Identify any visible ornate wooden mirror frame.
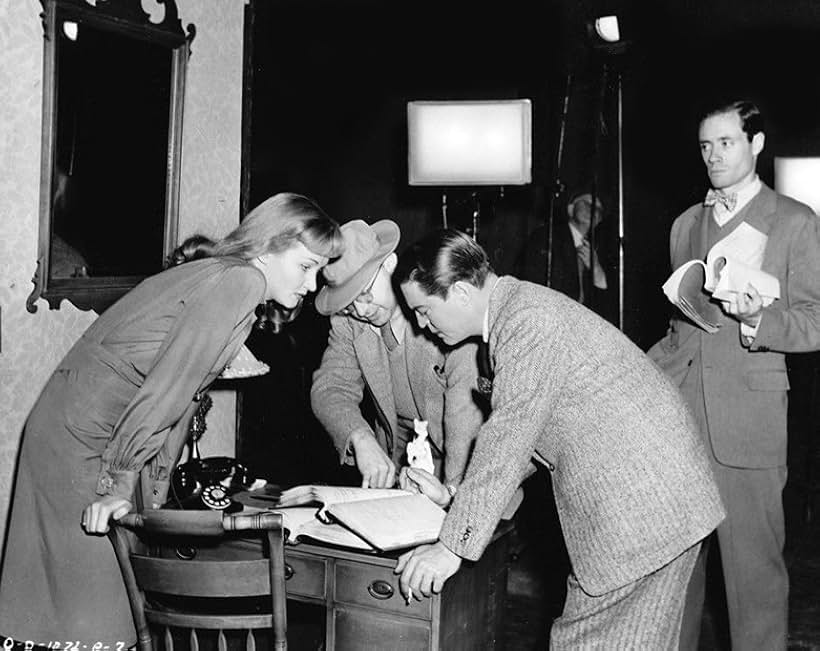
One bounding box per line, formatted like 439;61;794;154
27;0;195;314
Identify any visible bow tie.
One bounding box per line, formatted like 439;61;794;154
704;188;737;212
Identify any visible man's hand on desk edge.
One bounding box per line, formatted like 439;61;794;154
395;541;462;600
349;429;396;488
399;467;452;508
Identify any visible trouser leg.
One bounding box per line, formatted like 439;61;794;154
712;462;788;651
550;542;700;649
678;535;710;651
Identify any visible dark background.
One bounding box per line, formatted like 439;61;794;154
236;0;820;486
245;0;820;348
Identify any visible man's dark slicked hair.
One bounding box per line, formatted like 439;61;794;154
699;99;764;142
394;229;493;299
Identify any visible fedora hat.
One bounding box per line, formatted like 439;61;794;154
315;219;400;316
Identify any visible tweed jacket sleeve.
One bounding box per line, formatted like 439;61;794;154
310;315;375;462
439;298;558;559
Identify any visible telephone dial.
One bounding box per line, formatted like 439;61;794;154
166;456;252;512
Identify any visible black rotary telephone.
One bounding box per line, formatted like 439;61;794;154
165;393;252;512
168;456;251;512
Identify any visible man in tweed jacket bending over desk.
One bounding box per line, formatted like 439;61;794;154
393;229;725;648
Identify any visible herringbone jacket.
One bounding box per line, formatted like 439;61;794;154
440;277;725;596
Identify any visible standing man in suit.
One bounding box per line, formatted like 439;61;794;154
393;229;725;647
648;98;820;650
311;219;486;490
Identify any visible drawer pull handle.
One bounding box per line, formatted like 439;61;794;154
367;580;394;600
175;546;196;561
284;563;294;581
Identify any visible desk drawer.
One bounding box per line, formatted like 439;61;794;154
334;560;431;619
283;552;327;599
334;605;431;650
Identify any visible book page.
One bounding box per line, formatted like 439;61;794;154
279;507;376;550
662;259;708;303
704;222;779;302
235;503;376;551
662;260;721;333
326;494;446;552
276;485;413;510
709;256;780;304
706;222;768;272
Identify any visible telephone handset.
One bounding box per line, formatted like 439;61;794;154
167;456;251;512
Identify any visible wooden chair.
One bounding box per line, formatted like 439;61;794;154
109;509;287;651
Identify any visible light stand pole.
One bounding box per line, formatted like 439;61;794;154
616;68;625;332
546;72;573;288
589;15;629;332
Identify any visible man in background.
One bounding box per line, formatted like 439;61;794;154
311;219;486;490
518;190;615;324
649;98;820;649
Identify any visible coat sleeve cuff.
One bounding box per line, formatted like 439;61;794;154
96;466;139;499
341;426;375;465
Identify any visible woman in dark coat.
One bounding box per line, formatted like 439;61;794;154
0;193;342;647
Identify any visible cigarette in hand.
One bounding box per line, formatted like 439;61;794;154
406;587;413;604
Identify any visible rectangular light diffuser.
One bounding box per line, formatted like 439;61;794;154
774;156;820;215
407;99;532;186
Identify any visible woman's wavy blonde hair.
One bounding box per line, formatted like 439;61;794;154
169;192;343;266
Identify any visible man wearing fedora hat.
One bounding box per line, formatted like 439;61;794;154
311;219;486;489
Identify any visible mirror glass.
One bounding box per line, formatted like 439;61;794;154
51;19;171;280
29;0;193;313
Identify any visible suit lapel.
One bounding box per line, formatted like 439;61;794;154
741;183;776;233
486;277;514;359
693;206;711;260
353;326;399;436
405;326;445;452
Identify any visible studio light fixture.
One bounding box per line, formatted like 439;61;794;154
407;99;532;236
594;15;620;43
586;10;631;56
62;20;78;41
775;156;820;215
407;99;532;187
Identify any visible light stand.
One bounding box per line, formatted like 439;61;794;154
587;16;629;331
615;66;625;332
545;72;573;287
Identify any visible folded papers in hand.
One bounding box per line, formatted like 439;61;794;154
662;223;779;333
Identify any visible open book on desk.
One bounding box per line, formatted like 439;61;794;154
662;222;779;333
234;485;446;553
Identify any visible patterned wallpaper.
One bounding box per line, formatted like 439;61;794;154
0;0;247;549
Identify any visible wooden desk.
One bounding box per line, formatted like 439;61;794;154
178;521;512;650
